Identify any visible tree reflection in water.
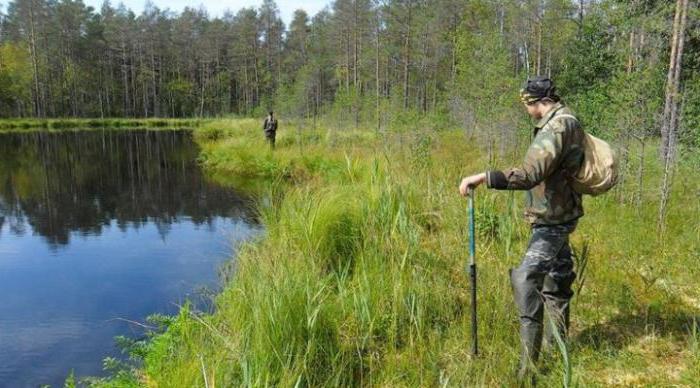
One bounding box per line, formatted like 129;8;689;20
0;130;256;248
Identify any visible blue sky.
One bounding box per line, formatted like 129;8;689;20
82;0;331;25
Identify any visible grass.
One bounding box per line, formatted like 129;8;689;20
79;118;698;386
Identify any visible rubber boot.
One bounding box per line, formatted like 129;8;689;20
542;273;574;351
510;268;544;386
543;302;569;351
517;318;543;386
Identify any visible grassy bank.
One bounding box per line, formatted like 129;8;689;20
95;119;698;387
0;117;207;131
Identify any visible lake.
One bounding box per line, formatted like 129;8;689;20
0;129;259;387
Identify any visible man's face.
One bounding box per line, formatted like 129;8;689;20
524;102;541;120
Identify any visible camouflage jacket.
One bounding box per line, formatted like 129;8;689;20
263;117;278;133
486;103;585;225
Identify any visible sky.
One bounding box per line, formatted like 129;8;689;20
82;0;332;25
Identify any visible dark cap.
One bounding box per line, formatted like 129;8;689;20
520;76;560;104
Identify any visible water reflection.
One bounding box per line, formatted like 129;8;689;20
0;130;258;387
0;130;254;247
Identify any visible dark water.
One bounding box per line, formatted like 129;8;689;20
0;130;259;387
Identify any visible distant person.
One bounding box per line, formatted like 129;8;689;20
263;111;278;149
459;77;585;384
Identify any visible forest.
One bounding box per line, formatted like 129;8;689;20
0;1;694;129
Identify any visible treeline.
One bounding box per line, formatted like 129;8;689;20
0;0;698;145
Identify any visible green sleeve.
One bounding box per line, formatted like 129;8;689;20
487;129;564;190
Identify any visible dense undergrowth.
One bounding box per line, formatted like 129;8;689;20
88;118;698;387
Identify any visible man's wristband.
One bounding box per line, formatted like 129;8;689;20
486;170;509;190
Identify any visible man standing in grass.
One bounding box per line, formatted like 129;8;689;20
263;111;278;149
459;77;585;384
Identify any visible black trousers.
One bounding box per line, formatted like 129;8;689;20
510;220;577;378
265;131;276;148
511;221;577;328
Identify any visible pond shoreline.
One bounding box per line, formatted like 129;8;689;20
0;126;260;387
0;118;209;131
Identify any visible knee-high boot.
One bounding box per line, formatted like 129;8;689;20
510;268;544;386
542;273;575;350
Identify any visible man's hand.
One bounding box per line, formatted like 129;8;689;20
459;173;487;197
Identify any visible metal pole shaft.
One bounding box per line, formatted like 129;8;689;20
468;191;478;356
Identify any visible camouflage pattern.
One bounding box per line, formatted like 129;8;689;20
520;89;545;105
487;102;585;225
263;116;278;148
263;117;278;135
510;220;577;379
512;221;577;316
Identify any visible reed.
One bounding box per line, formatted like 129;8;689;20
89;119;699;387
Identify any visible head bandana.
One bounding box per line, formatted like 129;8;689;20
520;76;560;104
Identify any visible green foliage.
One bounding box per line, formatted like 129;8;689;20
681;74;700;150
558;14;618;98
166;79;195;117
608;67;664;139
556;15;620;136
0;42;32;116
456;0;517;121
64;370;76;388
81;358;142;388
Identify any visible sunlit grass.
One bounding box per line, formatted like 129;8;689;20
87;118;699;387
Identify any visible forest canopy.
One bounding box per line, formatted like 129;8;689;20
0;0;698;151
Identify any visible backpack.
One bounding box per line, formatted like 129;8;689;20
264;118;277;132
556;114;619;196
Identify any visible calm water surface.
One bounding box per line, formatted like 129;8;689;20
0;130;259;387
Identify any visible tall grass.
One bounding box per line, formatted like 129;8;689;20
105;119;698;386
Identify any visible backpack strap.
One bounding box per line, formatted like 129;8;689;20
554;113;579;123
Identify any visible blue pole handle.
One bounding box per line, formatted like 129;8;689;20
467;189;478;356
468;190;476;266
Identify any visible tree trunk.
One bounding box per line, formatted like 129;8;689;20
121;37;130;117
658;0;689;231
536;8;542;75
578;0;585;32
28;2;43;117
403;2;412;110
376;17;381;133
627;30;635;73
353;0;359;90
151;48;158;116
660;0;684;161
244;59;250;114
523;41;531;76
345;28;351;91
636;136;645;210
200;62;206;117
140;43;148;117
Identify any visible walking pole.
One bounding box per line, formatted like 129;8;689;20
467;188;478;356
